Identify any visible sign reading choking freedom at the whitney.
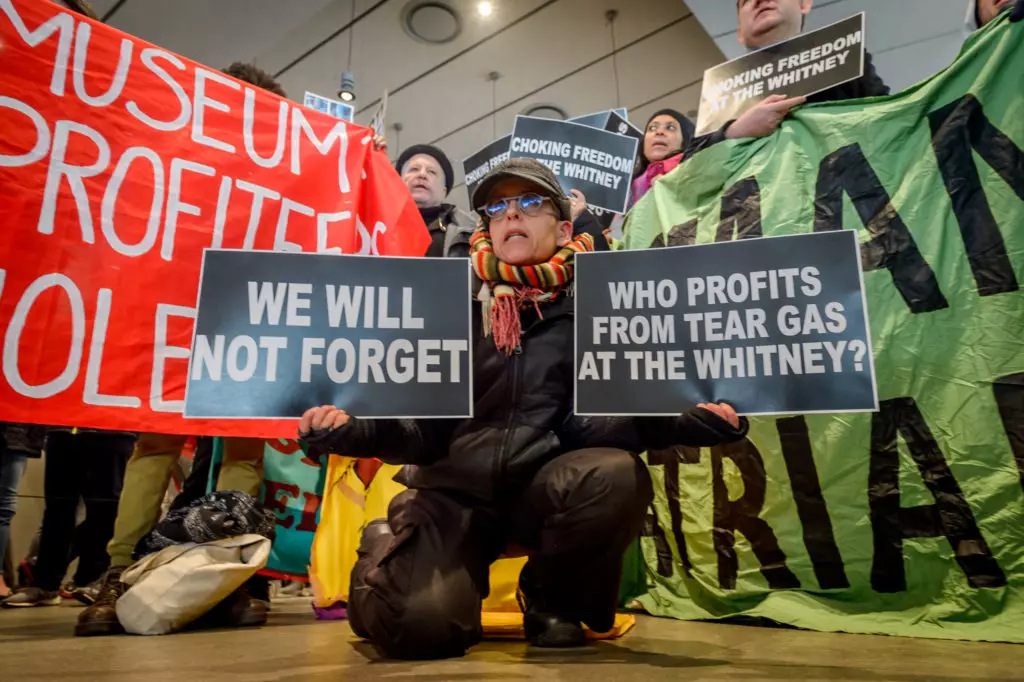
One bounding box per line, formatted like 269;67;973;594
463;134;513;205
575;231;877;416
185;251;472;419
510;116;638;214
695;13;866;136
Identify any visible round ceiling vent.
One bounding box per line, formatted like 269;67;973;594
402;1;462;44
523;104;567;120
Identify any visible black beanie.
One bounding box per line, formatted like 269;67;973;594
645;108;696;151
396;144;454;195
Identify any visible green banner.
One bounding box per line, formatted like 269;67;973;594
625;16;1024;643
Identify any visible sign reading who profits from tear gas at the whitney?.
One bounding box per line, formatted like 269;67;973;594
574;230;877;416
184;251;473;420
509;115;639;214
695;13;866;136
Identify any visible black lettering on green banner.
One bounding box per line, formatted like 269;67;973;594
929;94;1022;297
813;144;949;314
643;512;675;578
992;372;1024;495
716;176;763;242
868;397;1006;593
647;446;701;577
776;416;850;589
712;440;801;590
650;220;698;249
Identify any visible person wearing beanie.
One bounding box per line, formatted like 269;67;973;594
395;144;474;258
628;108;696;210
298;158;748;660
965;0;1023;35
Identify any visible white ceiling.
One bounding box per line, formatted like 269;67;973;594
685;0;972;93
86;0;725;211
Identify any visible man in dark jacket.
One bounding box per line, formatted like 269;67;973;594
299;158;748;660
395;144;474;258
690;0;890;153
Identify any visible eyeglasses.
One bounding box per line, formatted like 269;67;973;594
480;193;554;220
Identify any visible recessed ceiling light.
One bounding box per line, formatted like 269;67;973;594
478;1;493;17
402;1;462;44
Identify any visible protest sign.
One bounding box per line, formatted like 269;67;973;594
462;134;512;205
625;17;1024;643
304;91;354;123
185;250;472;419
695;13;865;136
0;0;428;437
570;108;627;127
604;110;644;142
510;115;638;214
369;89;387;137
575;231;875;416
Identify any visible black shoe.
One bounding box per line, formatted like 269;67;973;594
523;611;587;648
75;566;126;637
517;568;586;648
247;575;271;610
192;585;268;630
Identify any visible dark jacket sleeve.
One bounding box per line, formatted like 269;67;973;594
560;409;748;453
685;123;731;156
806;50;889;103
300;417;455;465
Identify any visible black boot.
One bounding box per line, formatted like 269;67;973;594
75;566;127;637
517;565;586;648
191;583;268;630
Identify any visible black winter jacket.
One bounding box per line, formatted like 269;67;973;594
687;50;890;156
420;204;474;258
304;286;748;503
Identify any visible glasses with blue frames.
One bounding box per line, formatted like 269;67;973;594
480;193;554;220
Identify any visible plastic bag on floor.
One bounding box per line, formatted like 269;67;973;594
116;534;270;635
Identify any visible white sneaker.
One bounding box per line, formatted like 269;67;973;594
1;587;62;607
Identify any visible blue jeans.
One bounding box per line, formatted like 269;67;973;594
0;451;29;566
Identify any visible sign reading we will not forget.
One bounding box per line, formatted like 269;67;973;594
575;230;877;416
185;251;472;420
695;13;866;136
510;115;638;214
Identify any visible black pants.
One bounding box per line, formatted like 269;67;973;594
169;436;215;512
348;448;653;660
35;431;134;590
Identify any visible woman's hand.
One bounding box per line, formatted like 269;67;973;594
299;405;351;436
697;402;740;429
569;189;588;221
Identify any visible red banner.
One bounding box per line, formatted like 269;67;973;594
0;0;429;437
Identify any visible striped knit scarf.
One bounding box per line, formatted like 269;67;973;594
470;227;594;355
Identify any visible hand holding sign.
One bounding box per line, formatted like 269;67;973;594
569;189;588;221
697;402;740;429
300;405;352;433
726;94;807;139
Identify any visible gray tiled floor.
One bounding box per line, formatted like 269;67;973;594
0;599;1021;681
